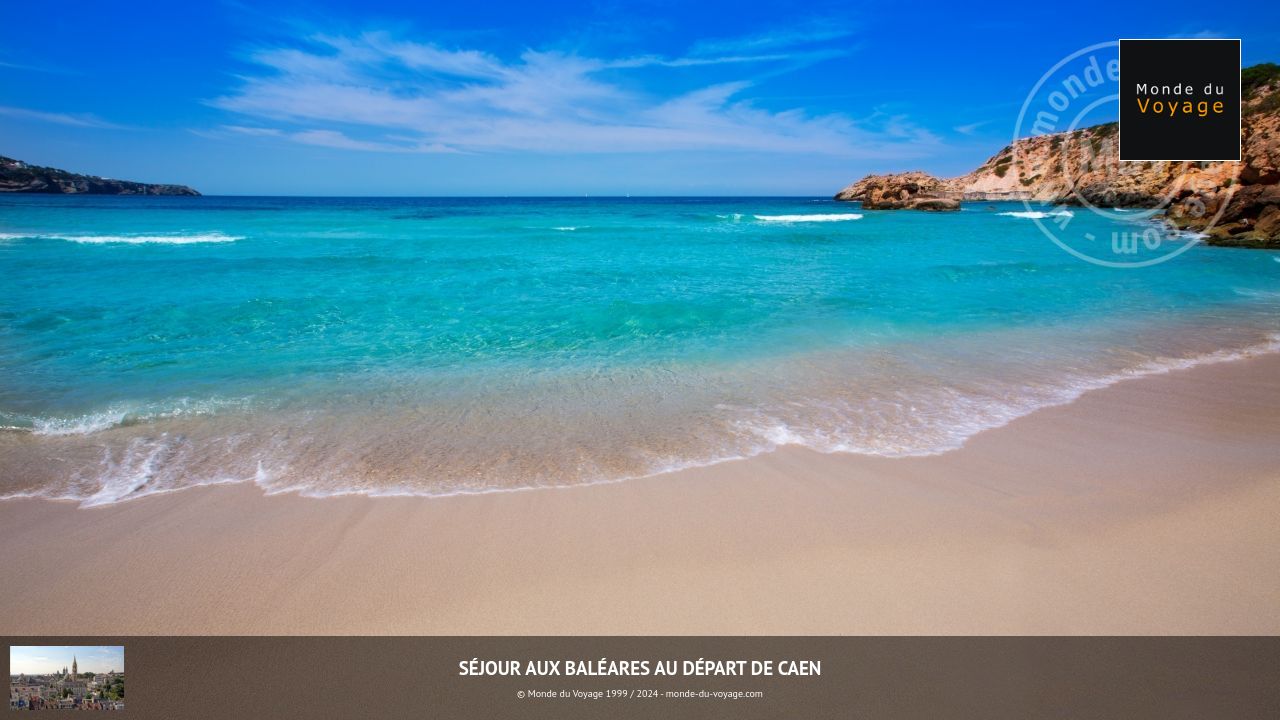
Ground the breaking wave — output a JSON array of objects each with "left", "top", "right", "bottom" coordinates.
[
  {"left": 4, "top": 334, "right": 1279, "bottom": 508},
  {"left": 997, "top": 210, "right": 1074, "bottom": 219},
  {"left": 753, "top": 213, "right": 864, "bottom": 222},
  {"left": 1, "top": 397, "right": 252, "bottom": 436},
  {"left": 0, "top": 231, "right": 242, "bottom": 244}
]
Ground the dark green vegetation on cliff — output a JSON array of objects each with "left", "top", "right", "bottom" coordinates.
[{"left": 0, "top": 156, "right": 199, "bottom": 196}]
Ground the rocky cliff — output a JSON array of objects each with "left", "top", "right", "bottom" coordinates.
[
  {"left": 0, "top": 156, "right": 199, "bottom": 196},
  {"left": 835, "top": 171, "right": 959, "bottom": 210},
  {"left": 835, "top": 63, "right": 1280, "bottom": 248}
]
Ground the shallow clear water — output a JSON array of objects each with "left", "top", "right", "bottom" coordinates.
[{"left": 1, "top": 195, "right": 1278, "bottom": 504}]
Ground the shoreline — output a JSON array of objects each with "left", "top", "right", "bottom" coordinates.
[
  {"left": 1, "top": 352, "right": 1278, "bottom": 635},
  {"left": 4, "top": 325, "right": 1279, "bottom": 507}
]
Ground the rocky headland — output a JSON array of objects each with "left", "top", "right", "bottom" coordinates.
[
  {"left": 835, "top": 171, "right": 960, "bottom": 211},
  {"left": 0, "top": 155, "right": 199, "bottom": 196},
  {"left": 835, "top": 63, "right": 1280, "bottom": 248}
]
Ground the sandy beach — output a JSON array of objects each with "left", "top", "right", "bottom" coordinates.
[{"left": 1, "top": 352, "right": 1278, "bottom": 636}]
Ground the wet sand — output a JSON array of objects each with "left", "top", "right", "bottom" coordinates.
[{"left": 1, "top": 354, "right": 1278, "bottom": 635}]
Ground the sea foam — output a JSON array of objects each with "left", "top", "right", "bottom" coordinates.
[
  {"left": 997, "top": 210, "right": 1074, "bottom": 219},
  {"left": 753, "top": 213, "right": 863, "bottom": 222},
  {"left": 0, "top": 231, "right": 242, "bottom": 244},
  {"left": 7, "top": 333, "right": 1280, "bottom": 508},
  {"left": 10, "top": 397, "right": 253, "bottom": 436}
]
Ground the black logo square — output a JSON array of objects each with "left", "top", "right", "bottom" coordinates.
[{"left": 1119, "top": 39, "right": 1241, "bottom": 161}]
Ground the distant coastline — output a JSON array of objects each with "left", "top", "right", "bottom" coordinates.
[{"left": 0, "top": 155, "right": 199, "bottom": 196}]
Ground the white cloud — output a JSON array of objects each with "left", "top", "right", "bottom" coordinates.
[
  {"left": 206, "top": 28, "right": 940, "bottom": 160},
  {"left": 0, "top": 105, "right": 125, "bottom": 129},
  {"left": 208, "top": 124, "right": 457, "bottom": 153},
  {"left": 0, "top": 59, "right": 78, "bottom": 74},
  {"left": 222, "top": 125, "right": 283, "bottom": 136},
  {"left": 953, "top": 120, "right": 990, "bottom": 135},
  {"left": 689, "top": 21, "right": 857, "bottom": 56},
  {"left": 1165, "top": 29, "right": 1228, "bottom": 39},
  {"left": 290, "top": 129, "right": 456, "bottom": 153}
]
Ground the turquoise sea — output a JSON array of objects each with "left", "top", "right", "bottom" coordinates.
[{"left": 2, "top": 195, "right": 1278, "bottom": 505}]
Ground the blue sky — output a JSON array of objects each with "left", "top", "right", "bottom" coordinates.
[
  {"left": 2, "top": 0, "right": 1278, "bottom": 195},
  {"left": 10, "top": 646, "right": 125, "bottom": 675}
]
